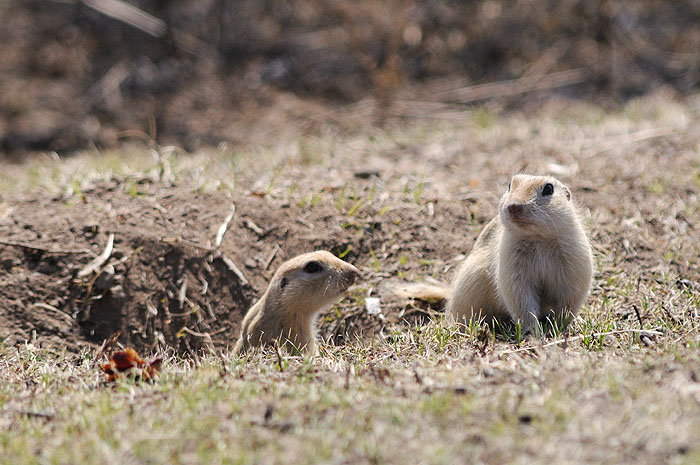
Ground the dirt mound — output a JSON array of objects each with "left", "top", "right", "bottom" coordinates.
[{"left": 0, "top": 176, "right": 469, "bottom": 353}]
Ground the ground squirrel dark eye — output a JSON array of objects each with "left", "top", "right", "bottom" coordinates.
[
  {"left": 542, "top": 183, "right": 554, "bottom": 196},
  {"left": 303, "top": 261, "right": 323, "bottom": 273},
  {"left": 280, "top": 277, "right": 288, "bottom": 288},
  {"left": 508, "top": 182, "right": 511, "bottom": 191}
]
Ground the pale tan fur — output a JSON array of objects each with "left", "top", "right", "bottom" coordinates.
[
  {"left": 234, "top": 251, "right": 358, "bottom": 355},
  {"left": 447, "top": 174, "right": 593, "bottom": 333}
]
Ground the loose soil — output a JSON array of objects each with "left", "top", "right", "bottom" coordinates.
[
  {"left": 0, "top": 175, "right": 469, "bottom": 353},
  {"left": 1, "top": 96, "right": 699, "bottom": 354}
]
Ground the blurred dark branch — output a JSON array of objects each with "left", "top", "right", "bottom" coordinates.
[
  {"left": 521, "top": 40, "right": 569, "bottom": 80},
  {"left": 386, "top": 68, "right": 592, "bottom": 119},
  {"left": 82, "top": 0, "right": 166, "bottom": 37},
  {"left": 613, "top": 23, "right": 700, "bottom": 81},
  {"left": 325, "top": 0, "right": 410, "bottom": 124},
  {"left": 436, "top": 69, "right": 590, "bottom": 104},
  {"left": 87, "top": 59, "right": 129, "bottom": 105},
  {"left": 81, "top": 0, "right": 217, "bottom": 58}
]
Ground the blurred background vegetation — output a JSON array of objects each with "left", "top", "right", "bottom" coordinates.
[{"left": 1, "top": 0, "right": 699, "bottom": 155}]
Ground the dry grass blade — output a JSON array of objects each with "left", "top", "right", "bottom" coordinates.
[
  {"left": 180, "top": 327, "right": 216, "bottom": 353},
  {"left": 77, "top": 233, "right": 114, "bottom": 278},
  {"left": 81, "top": 0, "right": 216, "bottom": 59},
  {"left": 581, "top": 127, "right": 677, "bottom": 158},
  {"left": 215, "top": 205, "right": 236, "bottom": 248},
  {"left": 275, "top": 344, "right": 285, "bottom": 372},
  {"left": 96, "top": 331, "right": 123, "bottom": 359}
]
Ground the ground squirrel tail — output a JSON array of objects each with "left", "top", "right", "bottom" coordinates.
[{"left": 384, "top": 278, "right": 451, "bottom": 304}]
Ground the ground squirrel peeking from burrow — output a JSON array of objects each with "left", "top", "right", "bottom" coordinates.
[
  {"left": 391, "top": 174, "right": 593, "bottom": 335},
  {"left": 234, "top": 251, "right": 358, "bottom": 355}
]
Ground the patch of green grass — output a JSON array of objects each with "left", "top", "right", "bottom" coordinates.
[
  {"left": 369, "top": 248, "right": 381, "bottom": 272},
  {"left": 346, "top": 198, "right": 365, "bottom": 216},
  {"left": 298, "top": 191, "right": 324, "bottom": 208},
  {"left": 473, "top": 107, "right": 498, "bottom": 129},
  {"left": 337, "top": 246, "right": 353, "bottom": 259}
]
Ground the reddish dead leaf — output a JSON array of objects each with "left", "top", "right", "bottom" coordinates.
[
  {"left": 101, "top": 348, "right": 163, "bottom": 383},
  {"left": 110, "top": 348, "right": 143, "bottom": 370}
]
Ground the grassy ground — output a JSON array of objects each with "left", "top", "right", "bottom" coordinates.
[
  {"left": 1, "top": 93, "right": 700, "bottom": 464},
  {"left": 2, "top": 324, "right": 698, "bottom": 464}
]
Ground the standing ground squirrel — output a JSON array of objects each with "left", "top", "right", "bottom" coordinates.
[
  {"left": 447, "top": 174, "right": 593, "bottom": 333},
  {"left": 234, "top": 251, "right": 358, "bottom": 355}
]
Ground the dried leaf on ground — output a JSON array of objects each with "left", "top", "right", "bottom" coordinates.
[{"left": 101, "top": 348, "right": 163, "bottom": 382}]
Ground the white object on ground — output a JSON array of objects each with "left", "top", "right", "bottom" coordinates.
[{"left": 365, "top": 297, "right": 382, "bottom": 315}]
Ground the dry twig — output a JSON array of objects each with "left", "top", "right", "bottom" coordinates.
[
  {"left": 78, "top": 233, "right": 114, "bottom": 278},
  {"left": 263, "top": 245, "right": 281, "bottom": 271},
  {"left": 160, "top": 236, "right": 216, "bottom": 251},
  {"left": 0, "top": 239, "right": 89, "bottom": 255},
  {"left": 219, "top": 254, "right": 249, "bottom": 286},
  {"left": 29, "top": 303, "right": 74, "bottom": 324},
  {"left": 215, "top": 205, "right": 236, "bottom": 248}
]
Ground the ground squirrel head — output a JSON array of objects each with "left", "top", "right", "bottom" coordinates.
[
  {"left": 267, "top": 251, "right": 358, "bottom": 316},
  {"left": 498, "top": 174, "right": 577, "bottom": 237}
]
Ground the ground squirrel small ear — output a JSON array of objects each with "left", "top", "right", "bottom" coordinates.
[
  {"left": 564, "top": 187, "right": 571, "bottom": 200},
  {"left": 280, "top": 277, "right": 288, "bottom": 289}
]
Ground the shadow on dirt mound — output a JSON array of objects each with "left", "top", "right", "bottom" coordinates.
[
  {"left": 76, "top": 238, "right": 253, "bottom": 353},
  {"left": 0, "top": 182, "right": 259, "bottom": 353}
]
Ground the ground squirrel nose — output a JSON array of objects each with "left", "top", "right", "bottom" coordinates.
[
  {"left": 507, "top": 204, "right": 524, "bottom": 218},
  {"left": 346, "top": 266, "right": 359, "bottom": 282}
]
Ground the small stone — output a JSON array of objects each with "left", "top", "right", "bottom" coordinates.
[
  {"left": 82, "top": 224, "right": 99, "bottom": 235},
  {"left": 354, "top": 169, "right": 381, "bottom": 179}
]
